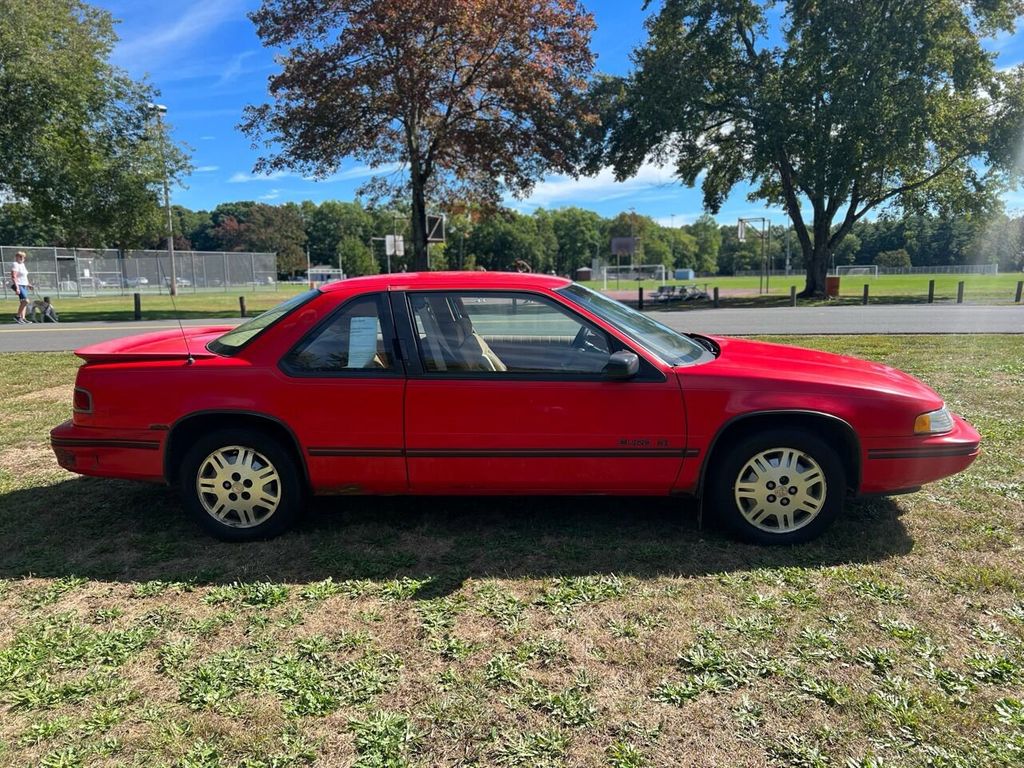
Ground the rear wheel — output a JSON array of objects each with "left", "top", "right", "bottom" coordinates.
[
  {"left": 708, "top": 429, "right": 844, "bottom": 544},
  {"left": 180, "top": 428, "right": 303, "bottom": 541}
]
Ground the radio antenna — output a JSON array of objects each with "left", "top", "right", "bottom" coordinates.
[
  {"left": 149, "top": 100, "right": 193, "bottom": 366},
  {"left": 167, "top": 276, "right": 194, "bottom": 366},
  {"left": 169, "top": 292, "right": 193, "bottom": 368}
]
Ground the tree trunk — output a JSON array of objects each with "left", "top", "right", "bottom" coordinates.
[
  {"left": 411, "top": 172, "right": 429, "bottom": 271},
  {"left": 798, "top": 241, "right": 830, "bottom": 297},
  {"left": 797, "top": 210, "right": 833, "bottom": 298}
]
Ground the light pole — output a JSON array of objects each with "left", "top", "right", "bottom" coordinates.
[{"left": 148, "top": 103, "right": 177, "bottom": 295}]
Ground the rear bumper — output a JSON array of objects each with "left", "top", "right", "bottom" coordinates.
[
  {"left": 50, "top": 420, "right": 166, "bottom": 483},
  {"left": 860, "top": 413, "right": 980, "bottom": 495}
]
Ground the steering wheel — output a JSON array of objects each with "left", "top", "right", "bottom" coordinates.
[{"left": 570, "top": 326, "right": 608, "bottom": 356}]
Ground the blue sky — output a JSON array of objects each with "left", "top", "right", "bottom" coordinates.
[{"left": 100, "top": 1, "right": 1024, "bottom": 225}]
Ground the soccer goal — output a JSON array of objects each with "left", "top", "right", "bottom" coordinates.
[
  {"left": 833, "top": 265, "right": 879, "bottom": 278},
  {"left": 601, "top": 263, "right": 667, "bottom": 288}
]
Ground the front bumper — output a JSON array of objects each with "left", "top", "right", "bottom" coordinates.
[
  {"left": 860, "top": 413, "right": 981, "bottom": 495},
  {"left": 50, "top": 420, "right": 166, "bottom": 483}
]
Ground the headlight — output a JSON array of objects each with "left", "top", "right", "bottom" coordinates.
[{"left": 914, "top": 406, "right": 953, "bottom": 435}]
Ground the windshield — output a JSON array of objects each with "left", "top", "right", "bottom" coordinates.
[
  {"left": 557, "top": 283, "right": 711, "bottom": 366},
  {"left": 208, "top": 289, "right": 319, "bottom": 356}
]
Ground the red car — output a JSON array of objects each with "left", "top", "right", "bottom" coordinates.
[{"left": 51, "top": 272, "right": 980, "bottom": 543}]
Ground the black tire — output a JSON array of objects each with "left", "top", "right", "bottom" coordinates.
[
  {"left": 179, "top": 428, "right": 303, "bottom": 542},
  {"left": 706, "top": 428, "right": 845, "bottom": 545}
]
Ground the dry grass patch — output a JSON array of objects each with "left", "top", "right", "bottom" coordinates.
[{"left": 0, "top": 337, "right": 1022, "bottom": 766}]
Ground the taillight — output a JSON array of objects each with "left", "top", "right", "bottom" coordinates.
[{"left": 73, "top": 387, "right": 93, "bottom": 413}]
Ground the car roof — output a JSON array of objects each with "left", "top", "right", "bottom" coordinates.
[{"left": 319, "top": 271, "right": 572, "bottom": 293}]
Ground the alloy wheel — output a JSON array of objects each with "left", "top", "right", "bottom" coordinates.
[
  {"left": 733, "top": 446, "right": 826, "bottom": 534},
  {"left": 195, "top": 445, "right": 281, "bottom": 528}
]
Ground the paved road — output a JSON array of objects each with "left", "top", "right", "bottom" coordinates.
[
  {"left": 0, "top": 304, "right": 1020, "bottom": 353},
  {"left": 0, "top": 318, "right": 238, "bottom": 353},
  {"left": 654, "top": 304, "right": 1023, "bottom": 337}
]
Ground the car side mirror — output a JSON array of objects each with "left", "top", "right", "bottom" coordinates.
[{"left": 603, "top": 350, "right": 639, "bottom": 380}]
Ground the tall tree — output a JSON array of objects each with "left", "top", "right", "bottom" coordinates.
[
  {"left": 242, "top": 0, "right": 597, "bottom": 270},
  {"left": 0, "top": 0, "right": 190, "bottom": 246},
  {"left": 245, "top": 203, "right": 309, "bottom": 275},
  {"left": 601, "top": 0, "right": 1024, "bottom": 296},
  {"left": 307, "top": 201, "right": 373, "bottom": 267},
  {"left": 688, "top": 214, "right": 721, "bottom": 274},
  {"left": 550, "top": 207, "right": 603, "bottom": 276}
]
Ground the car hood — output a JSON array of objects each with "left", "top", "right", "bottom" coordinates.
[
  {"left": 685, "top": 336, "right": 943, "bottom": 405},
  {"left": 75, "top": 326, "right": 233, "bottom": 362}
]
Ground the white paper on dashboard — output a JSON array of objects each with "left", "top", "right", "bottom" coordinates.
[{"left": 348, "top": 316, "right": 379, "bottom": 368}]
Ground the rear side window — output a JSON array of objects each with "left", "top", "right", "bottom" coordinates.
[
  {"left": 208, "top": 289, "right": 318, "bottom": 356},
  {"left": 281, "top": 294, "right": 395, "bottom": 374}
]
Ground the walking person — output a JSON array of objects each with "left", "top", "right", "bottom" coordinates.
[{"left": 10, "top": 251, "right": 34, "bottom": 324}]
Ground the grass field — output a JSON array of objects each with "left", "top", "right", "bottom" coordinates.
[
  {"left": 1, "top": 337, "right": 1023, "bottom": 766},
  {"left": 587, "top": 272, "right": 1024, "bottom": 306},
  {"left": 0, "top": 287, "right": 308, "bottom": 324},
  {"left": 2, "top": 273, "right": 1022, "bottom": 324}
]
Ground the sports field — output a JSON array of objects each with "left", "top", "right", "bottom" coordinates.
[
  {"left": 586, "top": 272, "right": 1024, "bottom": 305},
  {"left": 2, "top": 272, "right": 1021, "bottom": 323}
]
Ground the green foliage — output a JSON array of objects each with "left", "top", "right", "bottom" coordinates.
[
  {"left": 0, "top": 0, "right": 190, "bottom": 246},
  {"left": 338, "top": 235, "right": 379, "bottom": 277},
  {"left": 875, "top": 249, "right": 913, "bottom": 269},
  {"left": 348, "top": 710, "right": 417, "bottom": 768},
  {"left": 537, "top": 574, "right": 625, "bottom": 612},
  {"left": 204, "top": 581, "right": 290, "bottom": 608},
  {"left": 604, "top": 0, "right": 1024, "bottom": 294},
  {"left": 307, "top": 201, "right": 373, "bottom": 267},
  {"left": 243, "top": 0, "right": 597, "bottom": 268},
  {"left": 493, "top": 728, "right": 570, "bottom": 767}
]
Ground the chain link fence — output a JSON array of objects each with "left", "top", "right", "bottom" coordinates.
[
  {"left": 2, "top": 246, "right": 278, "bottom": 299},
  {"left": 734, "top": 263, "right": 1000, "bottom": 278}
]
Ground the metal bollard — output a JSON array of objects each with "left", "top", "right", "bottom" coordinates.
[
  {"left": 713, "top": 286, "right": 719, "bottom": 308},
  {"left": 928, "top": 279, "right": 935, "bottom": 304},
  {"left": 956, "top": 281, "right": 964, "bottom": 304},
  {"left": 790, "top": 285, "right": 797, "bottom": 306},
  {"left": 239, "top": 296, "right": 247, "bottom": 318},
  {"left": 1016, "top": 280, "right": 1022, "bottom": 303},
  {"left": 638, "top": 286, "right": 644, "bottom": 311},
  {"left": 133, "top": 293, "right": 141, "bottom": 321},
  {"left": 862, "top": 284, "right": 869, "bottom": 305}
]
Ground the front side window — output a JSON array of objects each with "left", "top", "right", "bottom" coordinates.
[
  {"left": 557, "top": 282, "right": 712, "bottom": 366},
  {"left": 281, "top": 294, "right": 394, "bottom": 374},
  {"left": 408, "top": 292, "right": 612, "bottom": 375},
  {"left": 208, "top": 289, "right": 318, "bottom": 356}
]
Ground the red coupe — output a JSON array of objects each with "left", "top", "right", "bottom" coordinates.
[{"left": 51, "top": 272, "right": 980, "bottom": 543}]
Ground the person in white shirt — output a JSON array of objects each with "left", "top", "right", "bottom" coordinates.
[{"left": 10, "top": 251, "right": 33, "bottom": 324}]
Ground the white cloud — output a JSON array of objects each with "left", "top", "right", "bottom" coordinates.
[
  {"left": 217, "top": 50, "right": 259, "bottom": 86},
  {"left": 200, "top": 136, "right": 216, "bottom": 141},
  {"left": 305, "top": 162, "right": 406, "bottom": 183},
  {"left": 228, "top": 170, "right": 293, "bottom": 184},
  {"left": 259, "top": 189, "right": 281, "bottom": 201},
  {"left": 194, "top": 165, "right": 219, "bottom": 173},
  {"left": 653, "top": 213, "right": 703, "bottom": 227},
  {"left": 113, "top": 1, "right": 249, "bottom": 68},
  {"left": 508, "top": 162, "right": 684, "bottom": 210}
]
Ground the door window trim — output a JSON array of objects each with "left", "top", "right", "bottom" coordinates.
[
  {"left": 278, "top": 291, "right": 403, "bottom": 378},
  {"left": 399, "top": 289, "right": 665, "bottom": 382}
]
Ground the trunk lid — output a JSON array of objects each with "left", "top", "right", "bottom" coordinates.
[{"left": 75, "top": 326, "right": 233, "bottom": 362}]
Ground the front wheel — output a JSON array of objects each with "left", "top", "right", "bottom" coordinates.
[
  {"left": 707, "top": 429, "right": 845, "bottom": 545},
  {"left": 180, "top": 428, "right": 303, "bottom": 541}
]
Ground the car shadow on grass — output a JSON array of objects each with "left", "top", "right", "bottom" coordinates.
[{"left": 0, "top": 477, "right": 913, "bottom": 595}]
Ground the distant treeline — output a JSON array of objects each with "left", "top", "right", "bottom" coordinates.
[{"left": 2, "top": 200, "right": 1021, "bottom": 277}]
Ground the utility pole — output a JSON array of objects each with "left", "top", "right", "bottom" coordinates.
[{"left": 148, "top": 103, "right": 176, "bottom": 296}]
